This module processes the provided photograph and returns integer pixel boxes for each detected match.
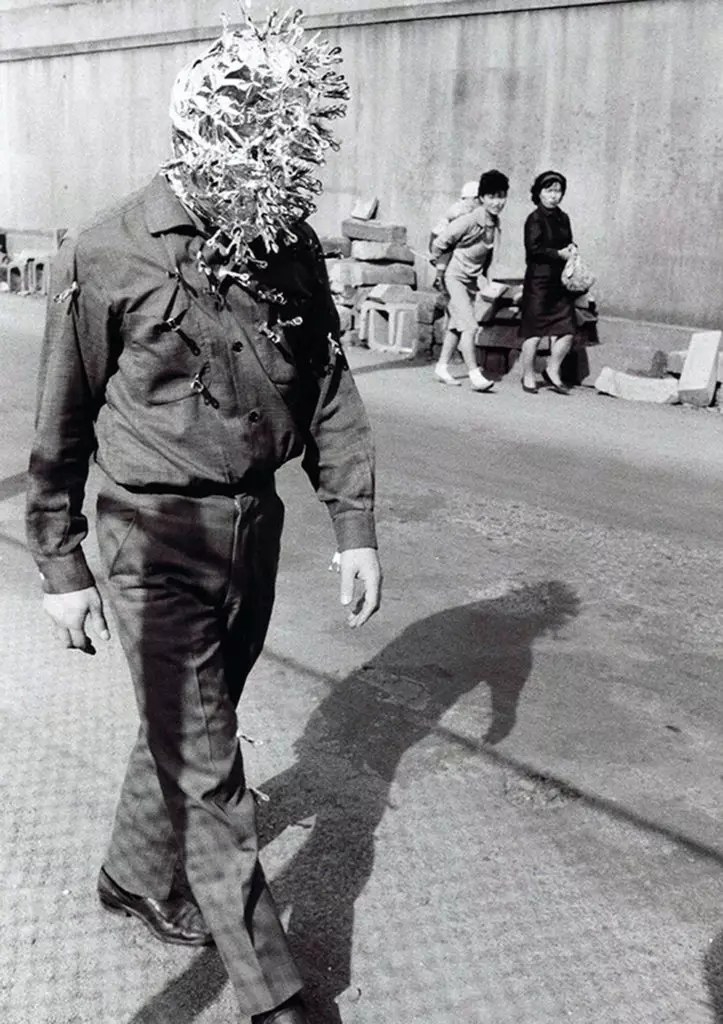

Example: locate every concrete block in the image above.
[360,300,419,356]
[336,304,353,332]
[667,346,723,384]
[347,261,416,287]
[326,258,354,290]
[331,283,359,305]
[350,241,415,264]
[418,322,434,346]
[350,196,379,220]
[409,289,445,324]
[320,236,352,257]
[594,367,681,404]
[342,219,408,244]
[353,286,376,313]
[367,283,415,304]
[342,328,361,348]
[678,331,722,406]
[666,350,686,375]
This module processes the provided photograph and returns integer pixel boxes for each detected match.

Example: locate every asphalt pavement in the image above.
[1,293,723,1024]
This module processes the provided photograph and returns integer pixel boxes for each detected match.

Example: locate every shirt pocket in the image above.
[119,308,207,405]
[245,325,300,387]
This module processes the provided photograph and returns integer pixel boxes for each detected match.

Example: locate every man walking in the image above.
[25,10,382,1024]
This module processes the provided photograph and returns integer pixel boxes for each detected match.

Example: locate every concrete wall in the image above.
[0,0,720,327]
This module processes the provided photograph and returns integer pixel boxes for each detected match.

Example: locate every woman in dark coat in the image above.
[519,170,577,394]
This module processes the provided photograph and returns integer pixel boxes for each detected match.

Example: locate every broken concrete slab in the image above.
[678,331,722,407]
[342,219,408,244]
[350,241,415,264]
[594,367,681,404]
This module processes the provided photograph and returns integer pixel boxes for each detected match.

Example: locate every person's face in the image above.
[480,191,508,216]
[539,182,563,209]
[461,196,481,214]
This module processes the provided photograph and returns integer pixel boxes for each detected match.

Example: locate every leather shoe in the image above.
[252,995,307,1024]
[97,867,214,947]
[541,369,569,394]
[521,380,538,394]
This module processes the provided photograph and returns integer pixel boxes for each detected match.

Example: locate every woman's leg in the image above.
[520,336,540,388]
[434,326,462,385]
[459,328,494,391]
[546,334,574,387]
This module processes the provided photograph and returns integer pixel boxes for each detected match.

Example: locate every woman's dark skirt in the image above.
[519,269,576,339]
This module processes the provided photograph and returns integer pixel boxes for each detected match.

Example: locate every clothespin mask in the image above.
[164,4,349,280]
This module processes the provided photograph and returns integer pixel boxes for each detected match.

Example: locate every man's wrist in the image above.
[36,551,95,595]
[331,509,377,553]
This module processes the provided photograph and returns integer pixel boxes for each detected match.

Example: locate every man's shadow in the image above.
[703,929,723,1022]
[256,579,580,1022]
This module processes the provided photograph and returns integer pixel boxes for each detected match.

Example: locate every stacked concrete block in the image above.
[320,213,430,351]
[319,209,450,353]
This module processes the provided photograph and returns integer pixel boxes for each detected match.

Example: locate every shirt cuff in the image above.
[37,550,96,594]
[331,510,378,552]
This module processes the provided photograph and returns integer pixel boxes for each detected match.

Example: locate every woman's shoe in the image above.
[434,364,461,387]
[542,369,570,395]
[521,380,538,394]
[468,368,495,393]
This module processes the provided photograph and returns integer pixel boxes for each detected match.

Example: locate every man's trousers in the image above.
[95,474,301,1016]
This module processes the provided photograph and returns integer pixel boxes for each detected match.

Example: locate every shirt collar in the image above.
[144,173,199,236]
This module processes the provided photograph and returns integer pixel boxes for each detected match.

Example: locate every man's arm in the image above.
[26,236,114,648]
[300,233,382,627]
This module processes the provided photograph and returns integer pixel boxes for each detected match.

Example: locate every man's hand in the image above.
[338,548,382,628]
[43,585,110,654]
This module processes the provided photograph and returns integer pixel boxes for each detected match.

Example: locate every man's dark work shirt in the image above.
[26,175,377,594]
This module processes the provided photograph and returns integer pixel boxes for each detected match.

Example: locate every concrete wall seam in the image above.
[0,0,646,63]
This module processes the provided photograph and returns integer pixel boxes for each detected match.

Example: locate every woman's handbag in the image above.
[562,249,595,294]
[573,292,598,326]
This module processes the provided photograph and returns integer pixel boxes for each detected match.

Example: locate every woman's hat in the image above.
[531,170,567,202]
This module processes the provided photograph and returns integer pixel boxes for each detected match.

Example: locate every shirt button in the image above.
[232,341,243,352]
[248,410,260,423]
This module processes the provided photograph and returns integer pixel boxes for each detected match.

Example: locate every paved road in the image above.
[1,294,723,1024]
